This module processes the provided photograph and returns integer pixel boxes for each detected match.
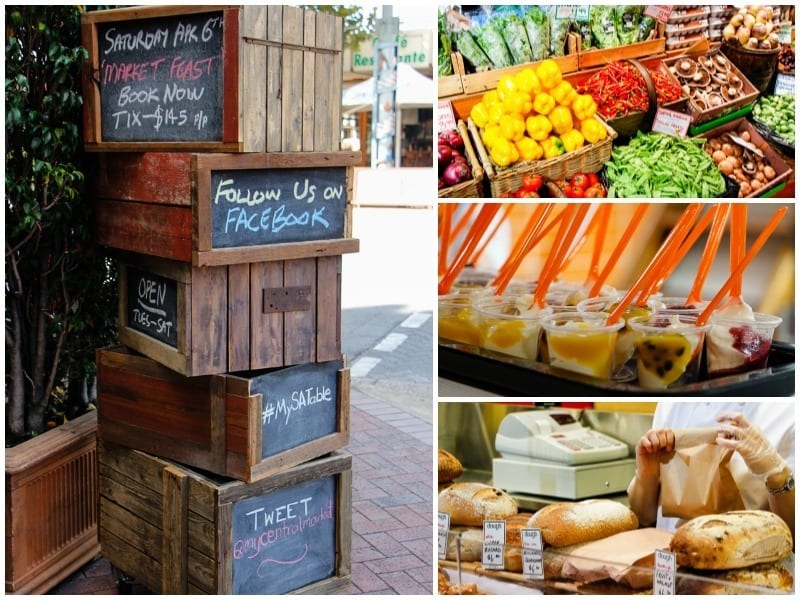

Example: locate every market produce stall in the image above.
[438,5,795,198]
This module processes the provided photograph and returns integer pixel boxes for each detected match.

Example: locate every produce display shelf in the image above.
[438,341,795,397]
[688,104,754,135]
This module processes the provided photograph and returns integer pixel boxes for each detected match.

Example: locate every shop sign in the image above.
[351,30,430,72]
[774,73,794,96]
[651,107,692,139]
[653,548,676,595]
[438,100,457,133]
[521,529,544,581]
[644,5,674,24]
[555,6,590,20]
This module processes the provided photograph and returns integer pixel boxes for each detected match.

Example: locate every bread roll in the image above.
[670,510,792,570]
[438,449,463,483]
[438,482,518,526]
[528,499,639,547]
[675,561,794,594]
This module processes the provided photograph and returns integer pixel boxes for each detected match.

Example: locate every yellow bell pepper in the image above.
[525,114,552,141]
[488,102,505,126]
[550,81,577,106]
[470,102,490,129]
[560,128,585,153]
[481,124,502,149]
[540,136,566,159]
[482,89,500,108]
[491,138,517,167]
[499,114,525,142]
[572,94,598,121]
[497,75,518,100]
[502,90,532,116]
[535,59,562,90]
[580,117,608,144]
[533,92,556,116]
[515,136,544,162]
[548,105,573,135]
[513,67,542,96]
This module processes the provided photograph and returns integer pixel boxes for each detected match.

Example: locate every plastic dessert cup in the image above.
[647,296,709,317]
[474,296,550,361]
[705,312,782,377]
[540,312,625,380]
[438,293,481,346]
[627,314,711,390]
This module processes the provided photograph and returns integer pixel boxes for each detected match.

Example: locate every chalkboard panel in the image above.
[255,360,342,459]
[126,266,178,347]
[231,475,336,594]
[210,167,347,248]
[96,11,224,142]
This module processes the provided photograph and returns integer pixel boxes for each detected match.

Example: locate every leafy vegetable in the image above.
[614,6,643,45]
[752,93,795,146]
[501,14,534,65]
[438,11,453,77]
[454,29,492,71]
[606,132,726,198]
[638,15,655,42]
[473,20,513,69]
[523,6,551,61]
[590,6,619,49]
[545,6,571,56]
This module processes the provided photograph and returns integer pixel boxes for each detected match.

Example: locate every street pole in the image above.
[370,5,399,168]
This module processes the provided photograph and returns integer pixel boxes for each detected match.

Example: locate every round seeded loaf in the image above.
[438,482,518,526]
[670,510,792,570]
[528,499,639,547]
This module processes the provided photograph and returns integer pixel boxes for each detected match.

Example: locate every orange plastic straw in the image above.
[687,203,730,304]
[469,204,514,266]
[493,204,553,296]
[641,204,716,299]
[730,203,748,298]
[696,206,788,326]
[450,203,478,241]
[589,203,648,298]
[438,204,455,277]
[438,204,501,295]
[532,204,590,308]
[583,204,612,288]
[606,203,703,324]
[557,204,603,277]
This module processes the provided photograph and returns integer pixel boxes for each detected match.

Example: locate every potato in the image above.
[764,165,776,180]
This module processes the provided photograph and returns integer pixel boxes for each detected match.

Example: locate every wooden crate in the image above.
[438,52,466,98]
[117,252,342,377]
[94,151,360,266]
[98,442,352,594]
[81,5,343,153]
[459,51,580,96]
[97,345,350,483]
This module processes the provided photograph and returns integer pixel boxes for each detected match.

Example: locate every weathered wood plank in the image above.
[250,261,284,368]
[283,258,317,365]
[316,255,342,361]
[282,6,304,152]
[240,6,267,152]
[227,263,250,371]
[189,265,227,375]
[302,10,317,151]
[266,5,283,152]
[162,466,189,593]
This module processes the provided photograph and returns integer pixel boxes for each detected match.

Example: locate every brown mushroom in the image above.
[675,59,699,79]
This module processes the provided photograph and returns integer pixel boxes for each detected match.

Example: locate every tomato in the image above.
[571,173,590,190]
[584,183,607,198]
[562,184,583,198]
[521,172,544,193]
[518,190,541,198]
[586,172,600,186]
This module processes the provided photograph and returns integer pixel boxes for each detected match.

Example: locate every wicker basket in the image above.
[438,119,485,198]
[469,116,617,198]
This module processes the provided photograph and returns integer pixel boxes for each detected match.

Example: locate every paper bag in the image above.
[659,427,745,519]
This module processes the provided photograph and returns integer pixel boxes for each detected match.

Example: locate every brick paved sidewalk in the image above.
[47,387,433,595]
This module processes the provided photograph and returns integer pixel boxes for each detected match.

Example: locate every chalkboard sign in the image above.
[96,11,224,142]
[256,360,342,459]
[126,266,178,347]
[231,475,336,594]
[210,167,347,248]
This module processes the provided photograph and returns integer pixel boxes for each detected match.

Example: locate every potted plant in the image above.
[5,6,118,593]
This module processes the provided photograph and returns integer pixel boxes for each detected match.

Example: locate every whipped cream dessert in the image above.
[633,314,705,390]
[706,302,775,376]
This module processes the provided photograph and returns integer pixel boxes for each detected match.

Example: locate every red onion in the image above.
[442,161,470,186]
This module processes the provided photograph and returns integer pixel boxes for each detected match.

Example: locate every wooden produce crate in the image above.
[117,252,342,377]
[97,345,349,483]
[577,32,666,70]
[98,442,352,594]
[81,5,343,152]
[438,120,484,198]
[94,151,360,267]
[698,118,794,198]
[438,52,466,98]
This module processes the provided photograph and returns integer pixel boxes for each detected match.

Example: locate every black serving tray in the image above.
[439,341,795,397]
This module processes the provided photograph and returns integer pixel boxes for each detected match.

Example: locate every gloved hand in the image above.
[716,412,787,478]
[635,428,675,480]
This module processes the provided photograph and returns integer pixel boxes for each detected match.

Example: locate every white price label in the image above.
[438,100,457,135]
[556,5,590,20]
[482,520,506,570]
[651,107,693,138]
[521,529,544,580]
[774,74,794,96]
[644,5,674,24]
[437,512,450,560]
[653,548,676,595]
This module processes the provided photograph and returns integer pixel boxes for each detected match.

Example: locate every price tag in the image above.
[774,73,795,96]
[778,24,792,45]
[521,529,544,581]
[651,107,693,138]
[556,6,590,20]
[437,512,450,560]
[482,520,505,570]
[644,5,674,24]
[438,100,457,134]
[653,548,676,595]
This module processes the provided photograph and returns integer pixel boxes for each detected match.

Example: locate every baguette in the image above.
[438,482,518,526]
[438,449,464,483]
[528,499,639,547]
[670,510,792,570]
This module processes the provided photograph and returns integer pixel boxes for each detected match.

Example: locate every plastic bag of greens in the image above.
[500,13,533,65]
[454,29,492,72]
[571,15,593,50]
[614,5,643,46]
[590,5,619,49]
[523,6,551,61]
[638,15,655,42]
[473,19,513,69]
[544,5,571,56]
[438,11,453,77]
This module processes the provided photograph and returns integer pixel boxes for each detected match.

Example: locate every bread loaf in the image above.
[438,449,463,483]
[444,526,522,571]
[438,482,517,526]
[675,561,794,594]
[528,499,639,547]
[670,510,792,570]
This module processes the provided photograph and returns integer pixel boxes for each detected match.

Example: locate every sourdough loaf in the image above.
[438,449,464,483]
[438,482,518,526]
[445,526,522,571]
[675,560,794,594]
[670,510,792,570]
[528,499,639,547]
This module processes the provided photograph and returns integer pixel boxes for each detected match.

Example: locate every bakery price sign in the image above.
[482,520,505,570]
[438,512,450,560]
[521,529,544,580]
[653,548,676,595]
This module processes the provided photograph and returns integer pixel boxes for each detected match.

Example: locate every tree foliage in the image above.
[302,5,376,49]
[5,5,118,442]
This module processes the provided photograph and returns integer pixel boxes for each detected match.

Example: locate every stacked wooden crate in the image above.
[81,5,357,594]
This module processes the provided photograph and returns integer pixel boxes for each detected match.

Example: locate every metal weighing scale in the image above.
[492,411,637,500]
